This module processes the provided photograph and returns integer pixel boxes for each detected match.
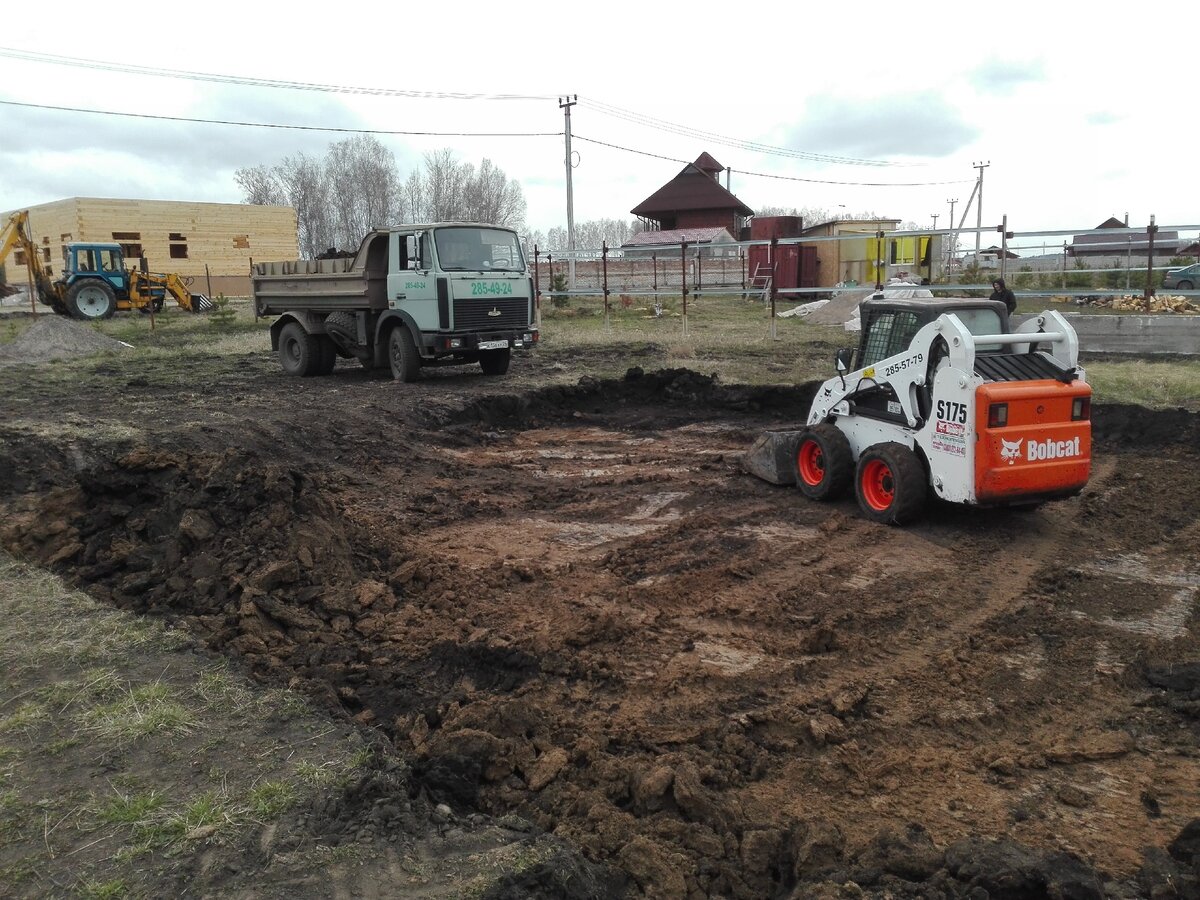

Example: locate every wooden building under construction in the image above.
[1,197,298,296]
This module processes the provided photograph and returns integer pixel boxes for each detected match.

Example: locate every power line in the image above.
[571,135,972,187]
[0,46,555,101]
[579,97,913,168]
[0,99,561,138]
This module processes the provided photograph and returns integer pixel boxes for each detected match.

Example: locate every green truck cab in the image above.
[252,223,538,381]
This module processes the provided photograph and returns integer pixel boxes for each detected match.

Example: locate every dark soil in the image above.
[2,355,1199,898]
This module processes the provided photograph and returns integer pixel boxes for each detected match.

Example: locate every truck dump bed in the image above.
[252,231,390,315]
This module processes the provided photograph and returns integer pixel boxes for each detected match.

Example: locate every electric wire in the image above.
[0,99,561,138]
[0,46,555,101]
[579,97,912,168]
[571,135,972,187]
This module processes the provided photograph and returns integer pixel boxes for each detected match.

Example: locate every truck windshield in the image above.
[434,227,525,272]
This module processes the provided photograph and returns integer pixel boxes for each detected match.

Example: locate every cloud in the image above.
[0,86,387,206]
[969,58,1047,95]
[783,93,979,159]
[1085,110,1120,126]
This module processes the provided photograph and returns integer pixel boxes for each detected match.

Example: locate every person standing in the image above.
[990,277,1017,315]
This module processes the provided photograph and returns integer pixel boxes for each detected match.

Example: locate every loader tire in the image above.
[66,280,116,320]
[278,322,322,377]
[855,442,926,525]
[795,424,854,500]
[388,325,421,382]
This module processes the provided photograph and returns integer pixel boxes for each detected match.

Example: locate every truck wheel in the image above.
[279,322,321,377]
[315,335,337,375]
[795,424,853,500]
[388,326,421,382]
[66,280,117,320]
[855,442,926,525]
[479,347,511,376]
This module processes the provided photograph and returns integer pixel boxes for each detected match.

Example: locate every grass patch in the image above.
[0,700,50,734]
[84,682,197,741]
[248,780,298,819]
[97,788,165,826]
[1086,358,1200,409]
[79,879,129,900]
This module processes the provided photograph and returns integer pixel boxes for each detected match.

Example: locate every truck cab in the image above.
[254,223,539,381]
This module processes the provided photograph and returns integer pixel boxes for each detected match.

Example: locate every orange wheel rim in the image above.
[798,440,825,486]
[861,459,895,511]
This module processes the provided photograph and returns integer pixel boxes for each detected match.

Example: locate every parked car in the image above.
[1163,263,1200,290]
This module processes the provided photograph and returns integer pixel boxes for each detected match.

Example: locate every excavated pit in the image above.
[2,370,1200,897]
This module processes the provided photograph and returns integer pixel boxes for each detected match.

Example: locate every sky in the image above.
[2,0,1198,251]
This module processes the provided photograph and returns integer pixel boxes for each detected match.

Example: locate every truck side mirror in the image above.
[835,348,854,374]
[405,235,420,269]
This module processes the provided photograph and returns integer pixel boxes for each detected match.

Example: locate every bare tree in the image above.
[238,142,527,255]
[234,165,285,206]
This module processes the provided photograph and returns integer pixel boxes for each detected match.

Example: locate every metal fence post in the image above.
[602,241,610,328]
[769,236,778,340]
[681,241,688,336]
[1145,215,1158,311]
[533,245,542,329]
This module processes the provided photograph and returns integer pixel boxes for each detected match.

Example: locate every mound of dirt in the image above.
[0,315,131,365]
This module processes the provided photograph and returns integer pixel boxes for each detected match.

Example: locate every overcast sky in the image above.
[2,0,1197,250]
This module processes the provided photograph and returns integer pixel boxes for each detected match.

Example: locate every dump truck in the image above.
[744,296,1091,524]
[0,210,211,318]
[252,223,538,381]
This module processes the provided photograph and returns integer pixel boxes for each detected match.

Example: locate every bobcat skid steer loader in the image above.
[745,297,1092,525]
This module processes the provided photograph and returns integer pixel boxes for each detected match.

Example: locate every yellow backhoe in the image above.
[1,210,212,319]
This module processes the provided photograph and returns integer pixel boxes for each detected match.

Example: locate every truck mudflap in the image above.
[973,379,1092,504]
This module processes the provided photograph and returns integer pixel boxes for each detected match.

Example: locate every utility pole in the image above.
[931,213,939,229]
[946,198,958,271]
[559,95,578,291]
[972,161,990,265]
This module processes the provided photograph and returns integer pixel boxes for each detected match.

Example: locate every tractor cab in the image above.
[62,243,129,295]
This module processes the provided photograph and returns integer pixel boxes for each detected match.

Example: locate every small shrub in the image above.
[208,294,237,327]
[549,273,570,309]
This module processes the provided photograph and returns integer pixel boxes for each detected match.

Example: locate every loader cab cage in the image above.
[857,298,1009,369]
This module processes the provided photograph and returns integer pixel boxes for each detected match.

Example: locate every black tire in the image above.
[66,280,116,320]
[278,322,322,377]
[1177,280,1194,290]
[854,442,926,525]
[479,347,511,376]
[314,335,337,376]
[388,326,421,382]
[794,424,854,500]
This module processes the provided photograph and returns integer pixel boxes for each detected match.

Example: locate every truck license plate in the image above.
[478,340,509,350]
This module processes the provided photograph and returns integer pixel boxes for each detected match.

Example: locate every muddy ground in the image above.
[2,340,1200,898]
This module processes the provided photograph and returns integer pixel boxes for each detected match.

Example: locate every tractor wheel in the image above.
[278,322,322,377]
[794,424,854,500]
[66,280,117,320]
[388,326,421,382]
[854,442,927,525]
[314,335,337,376]
[479,347,511,376]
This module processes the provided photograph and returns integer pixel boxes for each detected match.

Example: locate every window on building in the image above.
[14,249,26,266]
[60,233,73,243]
[42,248,51,263]
[112,232,144,259]
[168,232,188,260]
[233,235,250,249]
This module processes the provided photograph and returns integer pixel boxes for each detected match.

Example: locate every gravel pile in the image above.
[0,316,131,366]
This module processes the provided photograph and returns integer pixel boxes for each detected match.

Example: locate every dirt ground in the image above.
[2,328,1199,898]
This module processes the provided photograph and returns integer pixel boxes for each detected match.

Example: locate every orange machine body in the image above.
[973,379,1092,504]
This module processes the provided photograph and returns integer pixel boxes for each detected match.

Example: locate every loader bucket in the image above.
[742,429,804,485]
